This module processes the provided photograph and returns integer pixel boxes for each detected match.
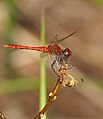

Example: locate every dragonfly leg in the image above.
[51,59,58,75]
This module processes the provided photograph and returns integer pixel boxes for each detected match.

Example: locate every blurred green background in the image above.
[0,0,103,119]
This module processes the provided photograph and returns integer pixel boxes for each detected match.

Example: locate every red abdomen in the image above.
[4,44,48,53]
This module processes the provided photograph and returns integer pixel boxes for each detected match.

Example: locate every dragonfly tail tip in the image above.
[4,45,8,48]
[4,44,11,48]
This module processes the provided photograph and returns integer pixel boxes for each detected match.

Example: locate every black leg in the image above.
[51,59,57,75]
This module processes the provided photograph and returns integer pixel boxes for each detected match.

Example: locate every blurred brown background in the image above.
[0,0,103,119]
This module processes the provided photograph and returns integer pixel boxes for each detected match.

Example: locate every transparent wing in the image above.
[50,31,77,44]
[40,52,48,58]
[50,35,58,44]
[62,63,84,88]
[40,52,57,70]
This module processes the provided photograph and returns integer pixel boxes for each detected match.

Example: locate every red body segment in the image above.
[47,44,62,55]
[4,44,63,56]
[4,44,48,53]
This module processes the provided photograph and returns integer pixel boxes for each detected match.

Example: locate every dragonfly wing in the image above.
[50,35,58,44]
[40,52,49,66]
[40,52,57,71]
[51,31,77,44]
[62,62,84,88]
[40,52,48,58]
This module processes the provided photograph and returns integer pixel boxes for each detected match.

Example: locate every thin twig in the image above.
[0,111,6,119]
[34,69,64,119]
[34,59,80,119]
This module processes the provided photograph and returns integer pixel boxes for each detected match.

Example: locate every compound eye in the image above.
[63,48,72,58]
[64,51,69,58]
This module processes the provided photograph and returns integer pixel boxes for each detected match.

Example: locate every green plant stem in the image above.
[39,8,47,119]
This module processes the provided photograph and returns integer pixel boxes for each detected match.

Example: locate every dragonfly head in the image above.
[62,48,72,59]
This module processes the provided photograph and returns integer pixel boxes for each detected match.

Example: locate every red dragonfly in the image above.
[4,31,83,87]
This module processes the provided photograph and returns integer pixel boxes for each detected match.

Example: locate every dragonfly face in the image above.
[62,48,72,61]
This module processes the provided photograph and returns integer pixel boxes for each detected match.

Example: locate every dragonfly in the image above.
[4,31,83,87]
